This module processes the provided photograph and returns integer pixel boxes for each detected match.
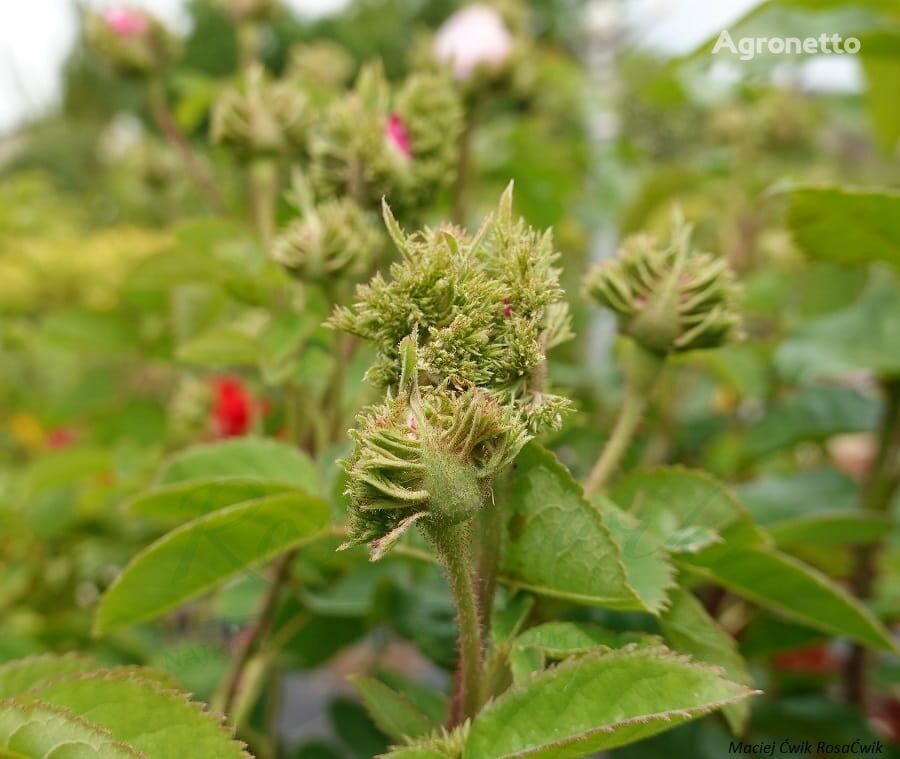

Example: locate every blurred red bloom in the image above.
[212,376,254,437]
[386,113,412,159]
[774,643,841,674]
[46,427,77,449]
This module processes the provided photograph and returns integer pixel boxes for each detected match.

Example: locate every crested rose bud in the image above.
[585,213,742,355]
[340,336,527,560]
[385,113,412,159]
[434,4,513,81]
[103,8,149,38]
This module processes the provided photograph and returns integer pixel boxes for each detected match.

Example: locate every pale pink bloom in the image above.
[386,113,412,159]
[434,4,513,81]
[103,8,149,38]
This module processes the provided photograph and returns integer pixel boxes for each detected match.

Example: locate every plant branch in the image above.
[843,377,900,707]
[424,521,483,726]
[249,157,278,252]
[584,342,665,497]
[147,79,228,215]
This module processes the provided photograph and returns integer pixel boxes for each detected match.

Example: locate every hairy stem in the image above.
[424,521,483,725]
[452,106,477,225]
[147,78,227,215]
[843,378,900,707]
[249,158,278,252]
[584,342,665,497]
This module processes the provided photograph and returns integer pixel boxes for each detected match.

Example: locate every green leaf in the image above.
[95,491,330,633]
[776,284,900,379]
[156,437,321,492]
[127,478,294,524]
[787,186,900,270]
[350,676,435,743]
[766,512,891,547]
[22,670,249,759]
[0,655,96,700]
[860,32,900,153]
[515,622,658,659]
[745,386,878,461]
[464,646,755,758]
[176,329,261,368]
[677,542,896,652]
[500,445,645,612]
[610,467,766,551]
[659,587,752,735]
[0,700,142,759]
[736,468,858,525]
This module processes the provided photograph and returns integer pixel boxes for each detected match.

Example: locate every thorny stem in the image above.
[249,157,279,252]
[424,521,483,726]
[584,342,665,497]
[147,78,228,215]
[844,378,900,708]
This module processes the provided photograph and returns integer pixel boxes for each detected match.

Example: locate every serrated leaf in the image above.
[464,646,755,758]
[515,622,659,659]
[659,586,752,735]
[95,492,330,633]
[127,478,294,524]
[500,445,644,612]
[736,468,858,525]
[0,655,96,700]
[677,542,896,652]
[21,670,248,759]
[610,467,765,550]
[0,700,143,758]
[350,676,435,743]
[156,437,320,493]
[787,186,900,269]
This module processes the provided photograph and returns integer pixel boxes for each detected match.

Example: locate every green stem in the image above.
[584,342,665,497]
[452,106,477,225]
[475,501,503,633]
[424,521,483,725]
[843,378,900,707]
[249,157,278,252]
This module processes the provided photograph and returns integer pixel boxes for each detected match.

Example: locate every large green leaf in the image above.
[0,700,142,759]
[95,492,330,633]
[0,655,96,700]
[500,445,645,612]
[736,468,858,525]
[677,541,896,652]
[767,512,891,548]
[22,670,249,759]
[127,478,294,524]
[787,186,900,270]
[776,284,900,379]
[350,676,435,743]
[659,587,752,735]
[464,646,754,758]
[156,437,321,492]
[860,32,900,153]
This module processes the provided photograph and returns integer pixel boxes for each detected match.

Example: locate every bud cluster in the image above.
[85,8,181,75]
[585,217,742,354]
[331,184,572,431]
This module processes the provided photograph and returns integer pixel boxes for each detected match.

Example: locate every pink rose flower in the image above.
[386,113,412,159]
[434,4,513,81]
[103,8,150,39]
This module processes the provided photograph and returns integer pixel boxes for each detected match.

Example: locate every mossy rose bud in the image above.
[585,215,742,354]
[86,8,180,75]
[341,337,527,560]
[211,65,311,159]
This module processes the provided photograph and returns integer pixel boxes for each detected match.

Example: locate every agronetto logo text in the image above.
[712,29,861,61]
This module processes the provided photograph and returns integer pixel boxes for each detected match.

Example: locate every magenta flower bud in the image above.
[103,8,150,38]
[385,113,412,159]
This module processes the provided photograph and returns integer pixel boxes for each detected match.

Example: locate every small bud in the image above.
[341,337,527,559]
[211,64,311,159]
[86,8,180,75]
[385,114,412,159]
[272,196,383,283]
[585,214,742,354]
[434,4,513,82]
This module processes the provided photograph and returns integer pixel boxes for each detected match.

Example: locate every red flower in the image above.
[46,427,77,449]
[774,643,841,674]
[212,376,254,437]
[386,113,412,159]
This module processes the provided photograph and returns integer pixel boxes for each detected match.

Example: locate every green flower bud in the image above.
[585,214,742,354]
[331,183,572,432]
[211,65,312,159]
[272,177,382,283]
[214,0,279,22]
[286,41,354,99]
[309,62,462,211]
[341,336,527,559]
[85,9,180,76]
